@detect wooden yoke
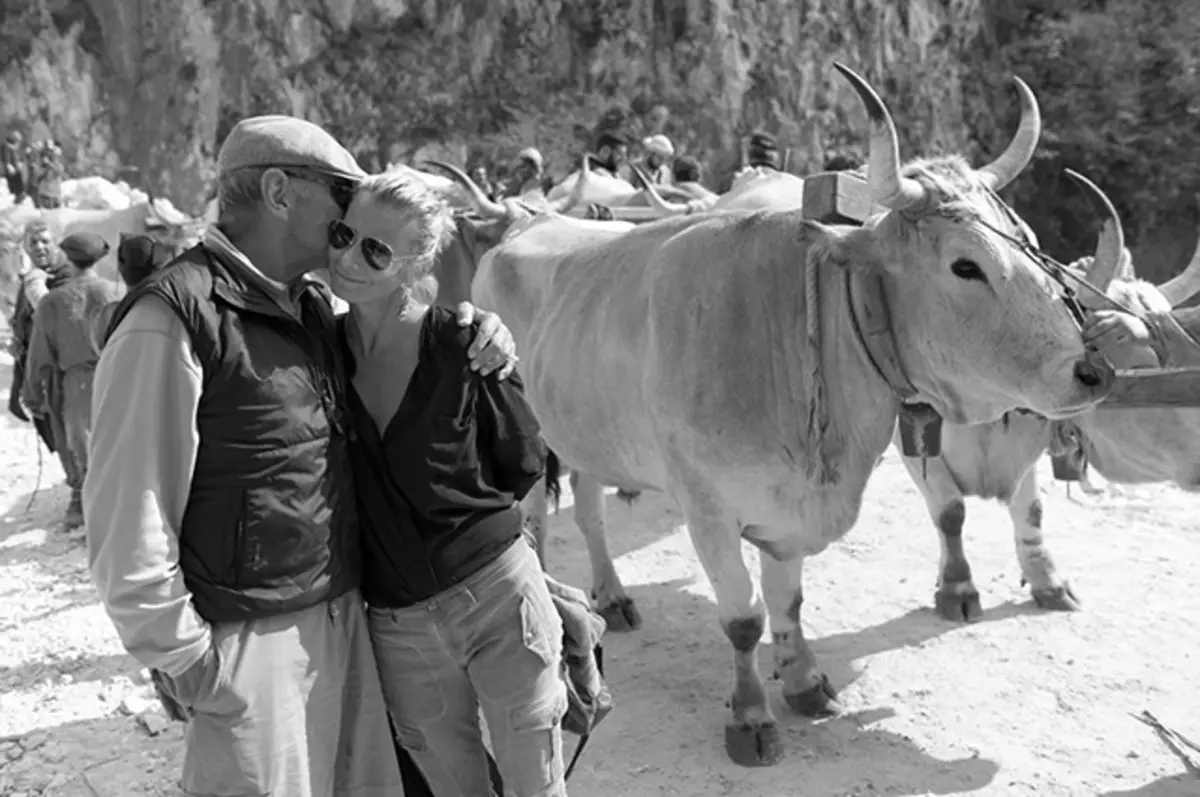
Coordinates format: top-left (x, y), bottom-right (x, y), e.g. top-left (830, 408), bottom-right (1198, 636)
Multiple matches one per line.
top-left (801, 170), bottom-right (877, 224)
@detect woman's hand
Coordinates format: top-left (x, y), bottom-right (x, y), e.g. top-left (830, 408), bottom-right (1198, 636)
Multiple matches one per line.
top-left (456, 302), bottom-right (518, 379)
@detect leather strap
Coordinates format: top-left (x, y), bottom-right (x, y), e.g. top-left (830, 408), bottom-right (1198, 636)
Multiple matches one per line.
top-left (845, 267), bottom-right (920, 403)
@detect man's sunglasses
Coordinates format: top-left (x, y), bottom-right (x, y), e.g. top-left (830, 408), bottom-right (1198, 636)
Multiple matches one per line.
top-left (277, 167), bottom-right (357, 214)
top-left (242, 164), bottom-right (357, 214)
top-left (328, 219), bottom-right (394, 271)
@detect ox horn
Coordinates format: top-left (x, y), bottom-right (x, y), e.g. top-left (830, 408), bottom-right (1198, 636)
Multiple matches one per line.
top-left (977, 77), bottom-right (1042, 192)
top-left (1157, 193), bottom-right (1200, 306)
top-left (833, 62), bottom-right (926, 212)
top-left (629, 163), bottom-right (690, 217)
top-left (422, 160), bottom-right (508, 220)
top-left (1065, 169), bottom-right (1124, 294)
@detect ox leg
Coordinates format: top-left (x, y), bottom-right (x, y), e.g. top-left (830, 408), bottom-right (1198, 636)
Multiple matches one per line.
top-left (759, 552), bottom-right (841, 717)
top-left (683, 510), bottom-right (780, 766)
top-left (903, 456), bottom-right (983, 621)
top-left (519, 477), bottom-right (550, 569)
top-left (571, 471), bottom-right (642, 631)
top-left (1007, 467), bottom-right (1081, 612)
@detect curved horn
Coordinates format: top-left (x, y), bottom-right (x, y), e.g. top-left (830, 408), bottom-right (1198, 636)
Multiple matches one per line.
top-left (1158, 194), bottom-right (1200, 306)
top-left (1065, 169), bottom-right (1124, 294)
top-left (977, 77), bottom-right (1042, 191)
top-left (548, 156), bottom-right (590, 215)
top-left (422, 160), bottom-right (508, 220)
top-left (833, 62), bottom-right (926, 211)
top-left (629, 163), bottom-right (690, 217)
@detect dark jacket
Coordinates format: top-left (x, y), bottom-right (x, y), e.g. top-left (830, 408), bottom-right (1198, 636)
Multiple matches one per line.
top-left (342, 306), bottom-right (546, 608)
top-left (104, 244), bottom-right (359, 623)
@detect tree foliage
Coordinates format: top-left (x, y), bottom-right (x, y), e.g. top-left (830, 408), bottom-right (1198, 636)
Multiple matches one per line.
top-left (1, 0), bottom-right (1198, 280)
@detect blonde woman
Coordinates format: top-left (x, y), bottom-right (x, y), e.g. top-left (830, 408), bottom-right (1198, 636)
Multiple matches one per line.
top-left (329, 169), bottom-right (568, 797)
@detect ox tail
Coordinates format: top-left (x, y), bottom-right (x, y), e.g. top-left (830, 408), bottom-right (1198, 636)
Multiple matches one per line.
top-left (545, 448), bottom-right (563, 511)
top-left (616, 488), bottom-right (643, 505)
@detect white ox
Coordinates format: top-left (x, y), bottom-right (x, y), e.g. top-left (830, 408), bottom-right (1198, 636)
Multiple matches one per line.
top-left (472, 63), bottom-right (1117, 766)
top-left (899, 192), bottom-right (1200, 621)
top-left (572, 160), bottom-right (810, 223)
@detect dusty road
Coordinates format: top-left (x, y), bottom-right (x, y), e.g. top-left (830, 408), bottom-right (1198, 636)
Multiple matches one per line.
top-left (1, 347), bottom-right (1197, 796)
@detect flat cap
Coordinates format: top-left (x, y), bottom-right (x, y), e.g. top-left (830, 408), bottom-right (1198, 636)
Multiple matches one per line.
top-left (60, 232), bottom-right (110, 265)
top-left (217, 115), bottom-right (366, 182)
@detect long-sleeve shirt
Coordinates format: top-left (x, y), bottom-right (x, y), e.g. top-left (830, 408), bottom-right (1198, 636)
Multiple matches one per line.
top-left (84, 226), bottom-right (305, 678)
top-left (343, 306), bottom-right (546, 609)
top-left (85, 295), bottom-right (210, 677)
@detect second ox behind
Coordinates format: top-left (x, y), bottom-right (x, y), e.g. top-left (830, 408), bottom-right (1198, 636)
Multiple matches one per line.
top-left (468, 62), bottom-right (1115, 766)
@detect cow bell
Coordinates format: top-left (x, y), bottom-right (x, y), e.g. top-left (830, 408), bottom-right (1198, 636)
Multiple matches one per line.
top-left (898, 403), bottom-right (943, 459)
top-left (1051, 452), bottom-right (1087, 482)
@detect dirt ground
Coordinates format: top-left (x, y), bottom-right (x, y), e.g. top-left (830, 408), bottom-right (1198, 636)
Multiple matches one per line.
top-left (1, 344), bottom-right (1198, 797)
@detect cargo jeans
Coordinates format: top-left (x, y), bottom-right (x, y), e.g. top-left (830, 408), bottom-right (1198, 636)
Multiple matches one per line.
top-left (369, 538), bottom-right (569, 797)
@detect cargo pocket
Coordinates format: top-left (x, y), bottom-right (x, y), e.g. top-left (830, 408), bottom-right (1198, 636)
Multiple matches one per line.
top-left (518, 589), bottom-right (559, 668)
top-left (510, 686), bottom-right (568, 733)
top-left (504, 687), bottom-right (569, 792)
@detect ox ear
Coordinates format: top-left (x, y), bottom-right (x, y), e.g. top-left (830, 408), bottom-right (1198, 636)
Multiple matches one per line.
top-left (806, 222), bottom-right (886, 275)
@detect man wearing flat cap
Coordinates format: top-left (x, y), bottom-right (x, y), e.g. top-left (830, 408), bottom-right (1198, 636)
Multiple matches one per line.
top-left (84, 115), bottom-right (518, 797)
top-left (22, 230), bottom-right (120, 530)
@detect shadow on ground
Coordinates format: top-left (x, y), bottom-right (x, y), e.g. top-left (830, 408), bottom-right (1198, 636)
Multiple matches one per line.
top-left (1100, 774), bottom-right (1199, 796)
top-left (571, 575), bottom-right (1011, 796)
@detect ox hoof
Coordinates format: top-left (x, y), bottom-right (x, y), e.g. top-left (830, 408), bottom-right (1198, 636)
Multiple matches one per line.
top-left (935, 585), bottom-right (983, 622)
top-left (1032, 582), bottom-right (1082, 612)
top-left (597, 596), bottom-right (642, 632)
top-left (724, 720), bottom-right (783, 767)
top-left (783, 674), bottom-right (842, 717)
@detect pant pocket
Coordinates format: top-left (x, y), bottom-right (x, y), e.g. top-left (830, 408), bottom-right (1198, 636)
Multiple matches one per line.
top-left (501, 687), bottom-right (568, 796)
top-left (518, 589), bottom-right (558, 667)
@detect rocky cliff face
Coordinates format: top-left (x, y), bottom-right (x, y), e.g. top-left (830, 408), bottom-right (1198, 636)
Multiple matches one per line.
top-left (1, 0), bottom-right (995, 213)
top-left (4, 0), bottom-right (1198, 283)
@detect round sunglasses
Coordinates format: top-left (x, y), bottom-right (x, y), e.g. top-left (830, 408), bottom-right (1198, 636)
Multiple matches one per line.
top-left (328, 219), bottom-right (394, 271)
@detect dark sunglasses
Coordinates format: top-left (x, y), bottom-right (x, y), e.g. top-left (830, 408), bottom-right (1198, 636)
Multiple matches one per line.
top-left (328, 219), bottom-right (394, 271)
top-left (282, 169), bottom-right (356, 214)
top-left (251, 164), bottom-right (356, 214)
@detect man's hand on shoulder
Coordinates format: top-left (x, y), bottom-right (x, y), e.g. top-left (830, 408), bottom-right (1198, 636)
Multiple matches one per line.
top-left (455, 301), bottom-right (518, 380)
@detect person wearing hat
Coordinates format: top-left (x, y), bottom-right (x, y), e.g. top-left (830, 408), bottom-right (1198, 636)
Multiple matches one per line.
top-left (498, 146), bottom-right (546, 200)
top-left (87, 233), bottom-right (176, 357)
top-left (639, 134), bottom-right (675, 185)
top-left (83, 114), bottom-right (519, 797)
top-left (22, 231), bottom-right (122, 529)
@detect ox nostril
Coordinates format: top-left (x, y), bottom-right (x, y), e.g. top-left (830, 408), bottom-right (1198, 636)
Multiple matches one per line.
top-left (1073, 355), bottom-right (1114, 392)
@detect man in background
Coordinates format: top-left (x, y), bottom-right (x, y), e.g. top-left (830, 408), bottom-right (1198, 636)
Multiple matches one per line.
top-left (23, 231), bottom-right (120, 530)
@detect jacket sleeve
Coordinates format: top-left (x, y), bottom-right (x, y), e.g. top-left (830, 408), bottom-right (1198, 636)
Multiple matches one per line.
top-left (84, 295), bottom-right (212, 678)
top-left (477, 368), bottom-right (547, 502)
top-left (21, 295), bottom-right (56, 414)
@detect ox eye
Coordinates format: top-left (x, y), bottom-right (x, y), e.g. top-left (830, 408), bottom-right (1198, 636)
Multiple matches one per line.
top-left (950, 259), bottom-right (987, 282)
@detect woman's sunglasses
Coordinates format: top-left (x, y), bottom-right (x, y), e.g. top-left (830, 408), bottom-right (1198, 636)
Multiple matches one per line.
top-left (328, 219), bottom-right (394, 271)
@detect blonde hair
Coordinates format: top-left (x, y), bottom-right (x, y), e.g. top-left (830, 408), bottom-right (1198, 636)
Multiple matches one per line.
top-left (356, 169), bottom-right (455, 277)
